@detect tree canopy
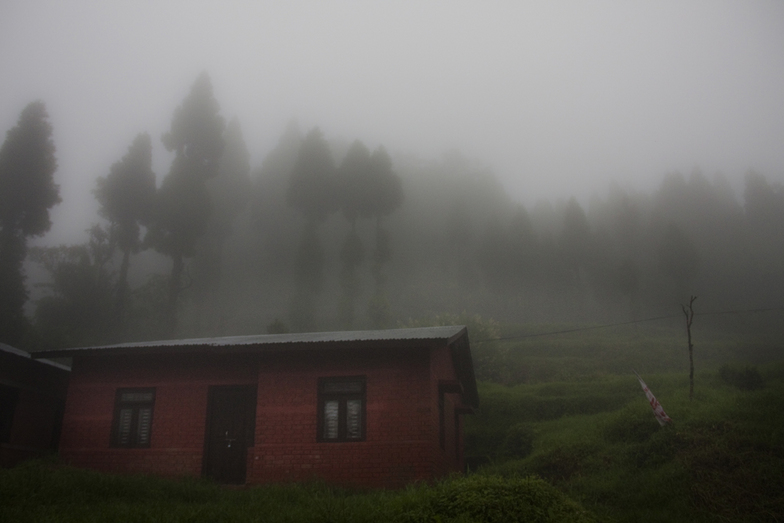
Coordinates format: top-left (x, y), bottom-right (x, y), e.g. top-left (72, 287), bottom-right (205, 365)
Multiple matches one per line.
top-left (0, 101), bottom-right (59, 238)
top-left (94, 133), bottom-right (156, 254)
top-left (286, 128), bottom-right (338, 224)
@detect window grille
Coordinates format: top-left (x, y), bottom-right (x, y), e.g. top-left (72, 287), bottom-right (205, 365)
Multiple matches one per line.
top-left (111, 388), bottom-right (155, 448)
top-left (318, 377), bottom-right (365, 442)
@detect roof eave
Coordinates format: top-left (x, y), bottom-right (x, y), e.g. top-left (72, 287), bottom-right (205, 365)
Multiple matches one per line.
top-left (32, 337), bottom-right (452, 359)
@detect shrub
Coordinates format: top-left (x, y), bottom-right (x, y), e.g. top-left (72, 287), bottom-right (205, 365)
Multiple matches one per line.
top-left (719, 364), bottom-right (763, 390)
top-left (501, 423), bottom-right (535, 459)
top-left (603, 406), bottom-right (661, 444)
top-left (424, 475), bottom-right (596, 523)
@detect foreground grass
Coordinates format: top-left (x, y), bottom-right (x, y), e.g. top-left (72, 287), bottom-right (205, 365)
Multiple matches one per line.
top-left (469, 363), bottom-right (784, 522)
top-left (0, 460), bottom-right (596, 523)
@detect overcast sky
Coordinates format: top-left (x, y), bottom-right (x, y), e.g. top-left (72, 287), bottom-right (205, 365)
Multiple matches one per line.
top-left (2, 1), bottom-right (783, 244)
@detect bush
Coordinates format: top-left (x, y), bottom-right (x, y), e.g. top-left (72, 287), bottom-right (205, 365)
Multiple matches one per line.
top-left (501, 423), bottom-right (535, 459)
top-left (424, 475), bottom-right (596, 523)
top-left (603, 406), bottom-right (661, 444)
top-left (719, 364), bottom-right (763, 390)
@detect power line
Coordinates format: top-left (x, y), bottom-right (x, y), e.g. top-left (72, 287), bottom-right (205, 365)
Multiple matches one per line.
top-left (472, 306), bottom-right (784, 344)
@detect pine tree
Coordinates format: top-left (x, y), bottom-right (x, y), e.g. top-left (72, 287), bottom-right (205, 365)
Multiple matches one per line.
top-left (94, 133), bottom-right (156, 330)
top-left (366, 146), bottom-right (402, 328)
top-left (146, 73), bottom-right (225, 333)
top-left (336, 140), bottom-right (373, 328)
top-left (0, 101), bottom-right (59, 346)
top-left (286, 128), bottom-right (338, 331)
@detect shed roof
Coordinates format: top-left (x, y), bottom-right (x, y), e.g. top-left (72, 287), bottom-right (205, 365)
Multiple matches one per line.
top-left (33, 326), bottom-right (477, 406)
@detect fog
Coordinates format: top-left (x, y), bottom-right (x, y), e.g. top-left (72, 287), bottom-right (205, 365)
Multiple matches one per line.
top-left (3, 1), bottom-right (783, 245)
top-left (2, 2), bottom-right (784, 348)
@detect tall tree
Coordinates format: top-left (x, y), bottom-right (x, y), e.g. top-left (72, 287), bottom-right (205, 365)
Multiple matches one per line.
top-left (146, 73), bottom-right (225, 333)
top-left (336, 140), bottom-right (373, 328)
top-left (477, 215), bottom-right (510, 293)
top-left (0, 101), bottom-right (59, 346)
top-left (191, 117), bottom-right (251, 334)
top-left (658, 223), bottom-right (699, 300)
top-left (507, 205), bottom-right (538, 291)
top-left (559, 197), bottom-right (592, 287)
top-left (742, 171), bottom-right (784, 304)
top-left (94, 133), bottom-right (156, 331)
top-left (366, 146), bottom-right (403, 328)
top-left (250, 121), bottom-right (303, 274)
top-left (286, 128), bottom-right (338, 331)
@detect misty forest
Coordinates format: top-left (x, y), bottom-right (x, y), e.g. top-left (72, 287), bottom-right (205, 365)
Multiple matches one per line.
top-left (0, 72), bottom-right (782, 351)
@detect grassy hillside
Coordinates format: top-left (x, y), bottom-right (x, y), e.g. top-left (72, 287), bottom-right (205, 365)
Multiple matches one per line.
top-left (464, 320), bottom-right (784, 522)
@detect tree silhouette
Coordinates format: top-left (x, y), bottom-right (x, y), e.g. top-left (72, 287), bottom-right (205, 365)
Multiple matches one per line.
top-left (658, 223), bottom-right (699, 299)
top-left (741, 171), bottom-right (784, 304)
top-left (477, 215), bottom-right (509, 293)
top-left (336, 140), bottom-right (373, 328)
top-left (366, 146), bottom-right (403, 327)
top-left (250, 121), bottom-right (303, 275)
top-left (287, 128), bottom-right (338, 223)
top-left (146, 73), bottom-right (225, 333)
top-left (744, 171), bottom-right (784, 234)
top-left (94, 133), bottom-right (156, 331)
top-left (559, 197), bottom-right (591, 288)
top-left (507, 205), bottom-right (538, 291)
top-left (286, 128), bottom-right (338, 331)
top-left (445, 204), bottom-right (477, 288)
top-left (0, 101), bottom-right (59, 346)
top-left (191, 117), bottom-right (251, 335)
top-left (616, 257), bottom-right (641, 321)
top-left (31, 225), bottom-right (115, 348)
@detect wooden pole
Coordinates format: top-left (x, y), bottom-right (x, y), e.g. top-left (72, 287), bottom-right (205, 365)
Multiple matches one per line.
top-left (682, 296), bottom-right (697, 400)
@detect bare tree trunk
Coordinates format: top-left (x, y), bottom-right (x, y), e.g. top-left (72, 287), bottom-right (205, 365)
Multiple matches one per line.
top-left (682, 295), bottom-right (697, 400)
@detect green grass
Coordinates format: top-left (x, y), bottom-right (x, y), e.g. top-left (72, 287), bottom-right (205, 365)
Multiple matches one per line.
top-left (469, 363), bottom-right (784, 522)
top-left (472, 320), bottom-right (783, 384)
top-left (0, 461), bottom-right (595, 523)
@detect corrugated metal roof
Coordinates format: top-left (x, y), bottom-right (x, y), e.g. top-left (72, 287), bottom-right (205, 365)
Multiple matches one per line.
top-left (33, 326), bottom-right (467, 356)
top-left (1, 343), bottom-right (71, 371)
top-left (0, 342), bottom-right (30, 358)
top-left (32, 325), bottom-right (477, 407)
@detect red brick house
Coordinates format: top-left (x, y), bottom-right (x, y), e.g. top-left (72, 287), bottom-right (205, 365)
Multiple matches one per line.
top-left (34, 326), bottom-right (477, 486)
top-left (1, 343), bottom-right (70, 467)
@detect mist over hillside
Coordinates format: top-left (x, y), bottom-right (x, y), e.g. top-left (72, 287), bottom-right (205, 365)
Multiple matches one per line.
top-left (6, 82), bottom-right (781, 350)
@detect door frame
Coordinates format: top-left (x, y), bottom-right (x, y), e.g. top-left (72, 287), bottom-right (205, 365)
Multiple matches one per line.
top-left (202, 384), bottom-right (257, 484)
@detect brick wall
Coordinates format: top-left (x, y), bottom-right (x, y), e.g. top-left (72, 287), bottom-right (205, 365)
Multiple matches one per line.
top-left (58, 343), bottom-right (470, 487)
top-left (250, 347), bottom-right (434, 487)
top-left (59, 353), bottom-right (257, 477)
top-left (429, 344), bottom-right (465, 477)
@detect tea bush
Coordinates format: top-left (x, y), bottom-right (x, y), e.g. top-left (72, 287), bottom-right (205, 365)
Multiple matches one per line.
top-left (423, 475), bottom-right (597, 523)
top-left (719, 364), bottom-right (763, 390)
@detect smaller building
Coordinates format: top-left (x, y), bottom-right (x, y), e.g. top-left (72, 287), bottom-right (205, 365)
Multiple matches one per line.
top-left (1, 343), bottom-right (70, 467)
top-left (35, 326), bottom-right (478, 487)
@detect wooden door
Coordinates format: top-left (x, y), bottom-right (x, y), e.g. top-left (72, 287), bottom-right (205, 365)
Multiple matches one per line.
top-left (203, 385), bottom-right (256, 484)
